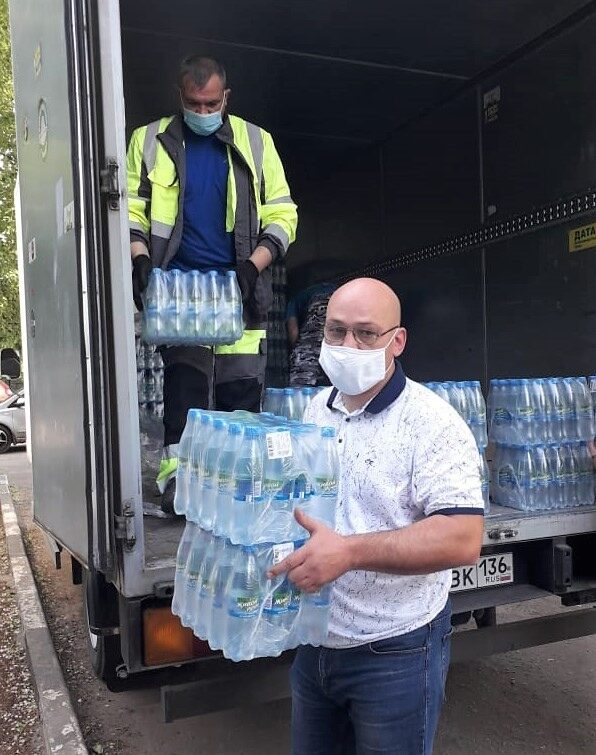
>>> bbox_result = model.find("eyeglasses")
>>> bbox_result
[323,324,400,347]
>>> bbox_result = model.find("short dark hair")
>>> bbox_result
[178,56,227,90]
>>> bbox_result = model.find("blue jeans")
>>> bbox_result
[291,601,452,755]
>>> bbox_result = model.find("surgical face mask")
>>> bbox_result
[318,331,397,396]
[182,95,225,136]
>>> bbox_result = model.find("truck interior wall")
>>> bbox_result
[118,2,596,386]
[482,13,596,378]
[374,13,596,383]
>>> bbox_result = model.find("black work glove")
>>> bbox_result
[236,259,259,304]
[132,255,153,311]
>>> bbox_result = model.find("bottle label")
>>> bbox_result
[235,479,263,499]
[217,471,232,491]
[230,595,259,616]
[493,408,512,425]
[315,476,338,495]
[266,431,293,460]
[264,587,291,613]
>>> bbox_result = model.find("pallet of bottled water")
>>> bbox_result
[263,386,325,421]
[142,269,243,346]
[423,381,488,449]
[171,409,339,661]
[488,377,595,445]
[492,442,594,511]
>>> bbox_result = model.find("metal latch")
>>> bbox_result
[100,159,121,211]
[487,527,519,541]
[114,507,136,550]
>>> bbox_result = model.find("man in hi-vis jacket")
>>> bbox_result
[127,56,297,512]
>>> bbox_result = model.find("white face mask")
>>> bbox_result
[319,331,397,396]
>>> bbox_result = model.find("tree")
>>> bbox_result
[0,0,20,350]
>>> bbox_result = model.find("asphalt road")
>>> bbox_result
[1,448,595,754]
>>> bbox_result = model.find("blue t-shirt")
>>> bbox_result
[169,125,235,272]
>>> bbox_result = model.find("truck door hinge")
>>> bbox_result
[100,159,121,211]
[114,507,136,550]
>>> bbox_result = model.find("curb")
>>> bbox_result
[0,474,88,755]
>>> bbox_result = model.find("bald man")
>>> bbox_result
[270,278,484,754]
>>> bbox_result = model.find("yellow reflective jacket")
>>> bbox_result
[126,114,297,324]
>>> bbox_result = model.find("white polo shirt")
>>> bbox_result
[305,362,484,648]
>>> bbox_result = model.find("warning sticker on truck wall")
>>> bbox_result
[568,222,596,253]
[483,86,501,124]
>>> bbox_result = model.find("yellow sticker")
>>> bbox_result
[568,222,596,253]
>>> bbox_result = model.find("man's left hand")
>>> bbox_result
[267,509,351,592]
[236,259,259,303]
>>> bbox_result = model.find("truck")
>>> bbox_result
[8,0,596,722]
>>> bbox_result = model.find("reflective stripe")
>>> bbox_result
[246,122,264,186]
[151,219,175,239]
[262,222,290,251]
[130,220,147,233]
[142,119,161,175]
[266,195,293,205]
[225,145,236,233]
[214,328,266,355]
[156,456,178,492]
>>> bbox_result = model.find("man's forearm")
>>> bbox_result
[131,240,149,260]
[250,245,273,272]
[345,515,483,575]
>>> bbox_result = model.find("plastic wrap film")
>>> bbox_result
[171,409,339,661]
[142,269,243,346]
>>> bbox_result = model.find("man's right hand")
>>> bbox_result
[132,255,152,311]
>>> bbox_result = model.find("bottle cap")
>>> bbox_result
[321,427,336,438]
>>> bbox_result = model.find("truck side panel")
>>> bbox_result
[9,0,90,564]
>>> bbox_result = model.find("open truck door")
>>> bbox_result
[9,0,140,579]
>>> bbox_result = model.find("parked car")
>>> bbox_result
[0,391,26,453]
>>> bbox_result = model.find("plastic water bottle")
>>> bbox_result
[230,426,265,544]
[187,270,206,340]
[279,388,297,420]
[143,269,168,341]
[212,423,244,538]
[299,584,331,646]
[532,445,549,511]
[559,378,576,441]
[187,413,213,522]
[479,452,490,515]
[224,545,262,661]
[174,409,201,516]
[224,270,243,342]
[171,522,197,617]
[572,378,594,440]
[209,539,236,650]
[589,376,596,428]
[181,528,209,628]
[166,270,188,343]
[309,427,339,528]
[543,378,561,442]
[263,433,293,541]
[577,441,595,506]
[198,418,228,530]
[301,387,317,417]
[514,380,535,444]
[193,534,222,639]
[529,379,548,443]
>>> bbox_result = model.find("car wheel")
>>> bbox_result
[83,568,124,689]
[0,425,13,454]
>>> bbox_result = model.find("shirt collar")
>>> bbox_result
[326,360,407,415]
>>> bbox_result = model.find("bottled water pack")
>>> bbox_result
[488,377,595,445]
[171,408,339,661]
[172,528,330,661]
[262,386,324,421]
[174,409,338,542]
[142,268,243,346]
[491,441,594,512]
[423,381,488,449]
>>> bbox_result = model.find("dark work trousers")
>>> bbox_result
[161,342,267,447]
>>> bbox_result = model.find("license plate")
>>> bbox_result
[450,552,514,593]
